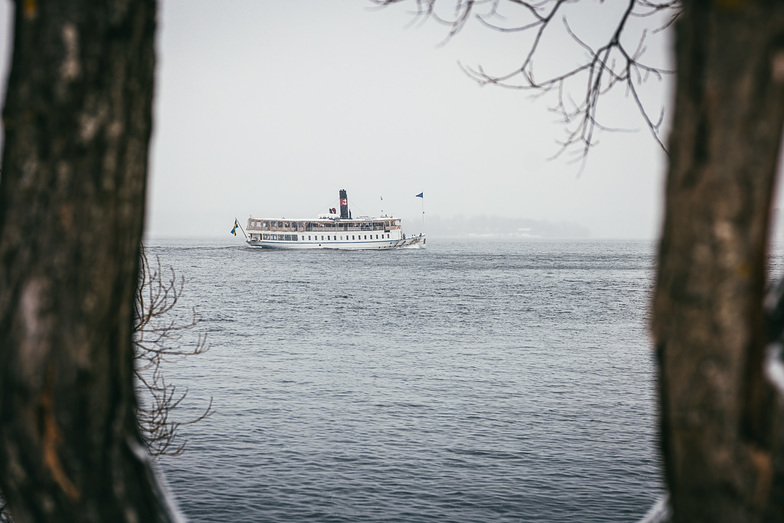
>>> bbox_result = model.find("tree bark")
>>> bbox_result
[0,1,178,521]
[654,1,784,521]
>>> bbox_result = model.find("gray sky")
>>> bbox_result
[0,1,676,239]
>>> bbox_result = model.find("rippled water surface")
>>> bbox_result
[147,238,663,522]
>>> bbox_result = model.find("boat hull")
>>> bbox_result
[246,236,425,250]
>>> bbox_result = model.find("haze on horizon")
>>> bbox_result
[0,1,681,240]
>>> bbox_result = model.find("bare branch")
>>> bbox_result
[373,0,680,161]
[134,246,213,458]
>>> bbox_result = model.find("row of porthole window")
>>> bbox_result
[309,234,390,241]
[261,233,393,241]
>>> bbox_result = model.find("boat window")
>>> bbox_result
[328,236,331,240]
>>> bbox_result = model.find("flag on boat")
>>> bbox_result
[416,192,423,198]
[231,219,239,236]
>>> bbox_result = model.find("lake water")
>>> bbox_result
[146,238,664,522]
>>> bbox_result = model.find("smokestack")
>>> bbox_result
[339,189,349,219]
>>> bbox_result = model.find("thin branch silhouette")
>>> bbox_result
[134,246,214,457]
[373,0,680,167]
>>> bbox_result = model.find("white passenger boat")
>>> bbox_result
[244,190,426,250]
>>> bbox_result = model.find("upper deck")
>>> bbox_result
[247,217,402,233]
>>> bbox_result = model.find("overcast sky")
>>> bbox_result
[1,1,679,239]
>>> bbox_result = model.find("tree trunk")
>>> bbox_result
[0,1,178,521]
[654,2,784,521]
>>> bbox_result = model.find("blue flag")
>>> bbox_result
[416,192,423,198]
[231,219,239,236]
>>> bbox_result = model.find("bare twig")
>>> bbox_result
[134,245,213,458]
[372,0,680,163]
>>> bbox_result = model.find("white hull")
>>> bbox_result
[247,235,425,250]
